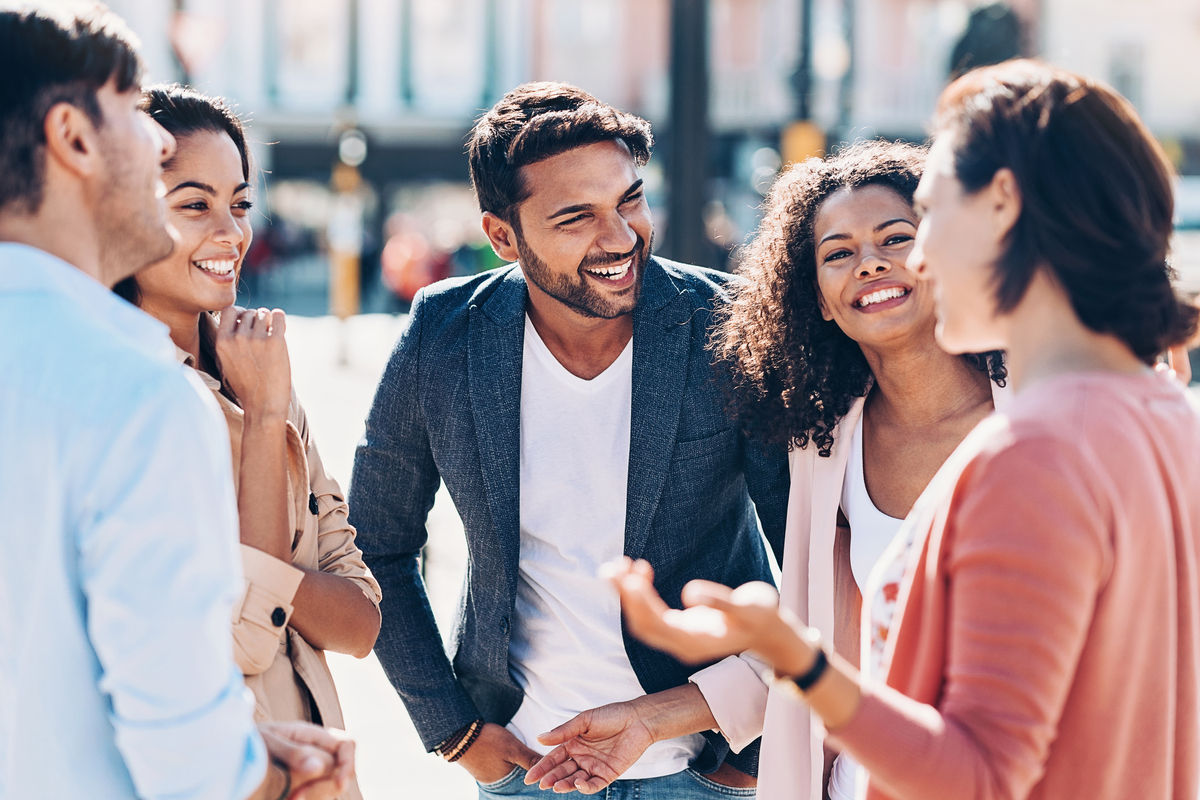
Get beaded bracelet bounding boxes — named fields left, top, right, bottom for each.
left=445, top=719, right=483, bottom=763
left=437, top=718, right=483, bottom=761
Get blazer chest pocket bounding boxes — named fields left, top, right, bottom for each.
left=671, top=427, right=736, bottom=463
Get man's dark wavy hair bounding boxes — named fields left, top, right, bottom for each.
left=710, top=140, right=1006, bottom=456
left=0, top=3, right=143, bottom=213
left=467, top=81, right=653, bottom=224
left=935, top=59, right=1198, bottom=361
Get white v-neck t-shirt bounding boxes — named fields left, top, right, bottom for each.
left=506, top=316, right=705, bottom=779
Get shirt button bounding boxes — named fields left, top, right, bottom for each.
left=308, top=493, right=319, bottom=515
left=271, top=607, right=287, bottom=627
left=499, top=616, right=509, bottom=634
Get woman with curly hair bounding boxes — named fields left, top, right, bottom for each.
left=614, top=60, right=1200, bottom=800
left=702, top=139, right=1005, bottom=800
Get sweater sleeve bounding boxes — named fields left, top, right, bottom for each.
left=828, top=434, right=1111, bottom=800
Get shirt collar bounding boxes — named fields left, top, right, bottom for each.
left=0, top=242, right=175, bottom=362
left=173, top=315, right=223, bottom=392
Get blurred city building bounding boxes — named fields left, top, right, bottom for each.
left=102, top=0, right=1200, bottom=309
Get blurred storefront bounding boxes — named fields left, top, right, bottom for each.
left=106, top=0, right=1200, bottom=309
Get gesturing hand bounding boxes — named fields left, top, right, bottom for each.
left=607, top=557, right=788, bottom=667
left=214, top=306, right=292, bottom=421
left=525, top=701, right=656, bottom=794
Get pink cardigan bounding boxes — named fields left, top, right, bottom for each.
left=828, top=371, right=1200, bottom=800
left=698, top=384, right=1005, bottom=798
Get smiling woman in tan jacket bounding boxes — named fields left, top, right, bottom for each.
left=115, top=84, right=381, bottom=800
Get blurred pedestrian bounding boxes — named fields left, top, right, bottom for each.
left=0, top=5, right=352, bottom=798
left=114, top=83, right=382, bottom=800
left=349, top=81, right=789, bottom=798
left=612, top=59, right=1200, bottom=800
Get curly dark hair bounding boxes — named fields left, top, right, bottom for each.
left=710, top=140, right=1006, bottom=456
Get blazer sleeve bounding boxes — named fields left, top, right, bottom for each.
left=742, top=433, right=791, bottom=567
left=348, top=288, right=482, bottom=751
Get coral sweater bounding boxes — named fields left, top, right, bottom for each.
left=828, top=371, right=1200, bottom=800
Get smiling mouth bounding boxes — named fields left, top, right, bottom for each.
left=854, top=286, right=909, bottom=308
left=583, top=259, right=632, bottom=281
left=194, top=258, right=236, bottom=277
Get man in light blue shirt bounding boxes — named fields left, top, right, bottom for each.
left=0, top=5, right=351, bottom=798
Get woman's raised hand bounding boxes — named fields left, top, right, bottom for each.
left=605, top=557, right=789, bottom=666
left=215, top=306, right=292, bottom=421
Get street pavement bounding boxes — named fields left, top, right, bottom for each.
left=285, top=314, right=476, bottom=800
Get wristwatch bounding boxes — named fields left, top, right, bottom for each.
left=772, top=626, right=830, bottom=695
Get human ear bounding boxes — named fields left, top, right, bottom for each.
left=42, top=102, right=102, bottom=180
left=481, top=212, right=520, bottom=261
left=988, top=168, right=1022, bottom=240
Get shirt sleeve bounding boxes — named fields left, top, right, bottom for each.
left=827, top=434, right=1110, bottom=800
left=295, top=401, right=382, bottom=605
left=231, top=544, right=306, bottom=675
left=78, top=372, right=265, bottom=800
left=689, top=653, right=769, bottom=752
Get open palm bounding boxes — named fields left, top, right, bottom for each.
left=525, top=701, right=655, bottom=794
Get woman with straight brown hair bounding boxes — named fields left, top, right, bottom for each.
left=611, top=59, right=1200, bottom=800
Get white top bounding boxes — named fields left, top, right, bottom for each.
left=0, top=244, right=264, bottom=799
left=830, top=413, right=905, bottom=800
left=507, top=316, right=704, bottom=779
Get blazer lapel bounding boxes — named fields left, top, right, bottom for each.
left=468, top=268, right=527, bottom=597
left=806, top=396, right=864, bottom=640
left=624, top=259, right=693, bottom=560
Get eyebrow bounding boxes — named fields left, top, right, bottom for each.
left=546, top=179, right=644, bottom=221
left=167, top=180, right=252, bottom=195
left=817, top=217, right=916, bottom=248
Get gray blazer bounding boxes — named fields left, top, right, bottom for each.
left=349, top=257, right=789, bottom=775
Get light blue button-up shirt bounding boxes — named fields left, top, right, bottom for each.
left=0, top=244, right=265, bottom=799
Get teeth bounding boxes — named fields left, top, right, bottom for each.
left=195, top=259, right=235, bottom=276
left=585, top=260, right=631, bottom=278
left=857, top=287, right=907, bottom=307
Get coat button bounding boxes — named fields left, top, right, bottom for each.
left=499, top=616, right=509, bottom=634
left=308, top=493, right=319, bottom=515
left=271, top=607, right=287, bottom=627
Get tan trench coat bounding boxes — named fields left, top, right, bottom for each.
left=179, top=344, right=381, bottom=800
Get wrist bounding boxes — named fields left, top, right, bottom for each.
left=265, top=756, right=290, bottom=800
left=437, top=719, right=484, bottom=762
left=635, top=684, right=715, bottom=743
left=242, top=410, right=289, bottom=430
left=754, top=613, right=819, bottom=678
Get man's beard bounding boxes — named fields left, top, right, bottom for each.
left=516, top=233, right=652, bottom=319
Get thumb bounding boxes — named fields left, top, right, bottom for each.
left=537, top=711, right=590, bottom=746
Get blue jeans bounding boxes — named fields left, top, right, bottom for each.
left=477, top=767, right=756, bottom=799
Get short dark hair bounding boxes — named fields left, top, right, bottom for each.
left=467, top=81, right=653, bottom=223
left=0, top=3, right=143, bottom=213
left=114, top=84, right=251, bottom=306
left=935, top=59, right=1198, bottom=361
left=710, top=140, right=1005, bottom=454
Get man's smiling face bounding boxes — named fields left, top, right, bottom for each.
left=509, top=139, right=653, bottom=319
